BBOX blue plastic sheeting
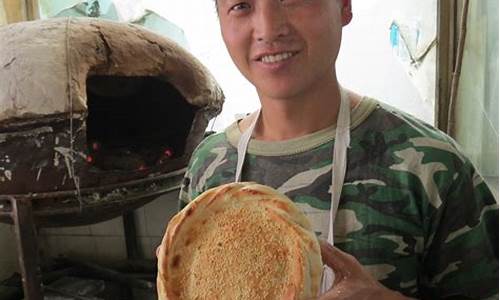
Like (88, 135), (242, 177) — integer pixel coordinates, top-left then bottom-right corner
(390, 22), (399, 48)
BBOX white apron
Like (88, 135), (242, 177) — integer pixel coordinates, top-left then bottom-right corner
(234, 88), (351, 294)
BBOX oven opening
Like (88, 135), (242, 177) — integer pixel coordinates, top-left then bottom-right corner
(86, 76), (197, 171)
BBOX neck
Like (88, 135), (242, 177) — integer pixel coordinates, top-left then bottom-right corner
(253, 79), (342, 141)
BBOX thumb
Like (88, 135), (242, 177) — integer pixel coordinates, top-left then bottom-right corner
(319, 240), (349, 274)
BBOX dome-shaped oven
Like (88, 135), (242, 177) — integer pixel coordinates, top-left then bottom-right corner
(0, 17), (224, 226)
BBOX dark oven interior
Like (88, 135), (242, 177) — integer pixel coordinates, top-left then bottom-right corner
(86, 76), (197, 172)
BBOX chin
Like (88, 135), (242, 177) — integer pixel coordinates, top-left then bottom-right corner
(254, 81), (305, 100)
(258, 89), (299, 101)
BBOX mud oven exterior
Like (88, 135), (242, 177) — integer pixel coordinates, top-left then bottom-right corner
(0, 17), (223, 299)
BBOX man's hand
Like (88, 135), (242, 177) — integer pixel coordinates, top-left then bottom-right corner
(318, 240), (412, 300)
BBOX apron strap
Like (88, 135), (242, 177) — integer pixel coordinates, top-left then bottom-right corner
(321, 87), (351, 293)
(327, 87), (351, 244)
(235, 109), (261, 182)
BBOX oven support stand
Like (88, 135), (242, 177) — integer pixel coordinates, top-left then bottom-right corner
(11, 197), (43, 300)
(3, 196), (154, 299)
(123, 211), (139, 260)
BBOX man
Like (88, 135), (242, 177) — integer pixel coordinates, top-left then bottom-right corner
(178, 0), (499, 298)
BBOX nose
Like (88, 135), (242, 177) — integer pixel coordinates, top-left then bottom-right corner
(253, 1), (290, 43)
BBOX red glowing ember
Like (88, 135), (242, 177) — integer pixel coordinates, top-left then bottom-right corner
(86, 155), (93, 163)
(164, 148), (173, 158)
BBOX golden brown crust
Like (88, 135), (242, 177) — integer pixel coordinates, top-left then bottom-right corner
(157, 182), (322, 300)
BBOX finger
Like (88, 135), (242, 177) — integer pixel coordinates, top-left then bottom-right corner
(319, 240), (361, 276)
(317, 289), (339, 300)
(319, 240), (347, 273)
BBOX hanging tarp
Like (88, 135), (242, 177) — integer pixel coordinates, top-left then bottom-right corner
(39, 0), (118, 19)
(0, 1), (6, 25)
(0, 0), (34, 26)
(454, 0), (499, 192)
(38, 0), (188, 47)
(131, 10), (187, 48)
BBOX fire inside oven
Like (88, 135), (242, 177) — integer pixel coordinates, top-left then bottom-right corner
(85, 75), (196, 171)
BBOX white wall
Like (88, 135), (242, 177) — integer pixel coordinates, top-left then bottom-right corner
(143, 0), (436, 130)
(338, 0), (436, 125)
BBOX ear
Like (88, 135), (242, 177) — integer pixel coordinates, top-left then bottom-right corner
(341, 0), (352, 26)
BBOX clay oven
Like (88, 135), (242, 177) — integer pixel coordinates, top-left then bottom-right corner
(0, 17), (224, 225)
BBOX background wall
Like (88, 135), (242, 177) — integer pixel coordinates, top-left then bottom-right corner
(0, 0), (26, 25)
(337, 0), (437, 125)
(454, 0), (499, 197)
(0, 0), (38, 24)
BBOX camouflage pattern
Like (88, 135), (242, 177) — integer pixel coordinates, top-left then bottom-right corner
(179, 98), (499, 299)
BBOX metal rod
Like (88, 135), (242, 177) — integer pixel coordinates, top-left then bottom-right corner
(11, 197), (43, 300)
(123, 211), (139, 259)
(447, 0), (470, 136)
(436, 0), (457, 131)
(1, 167), (186, 200)
(32, 185), (179, 218)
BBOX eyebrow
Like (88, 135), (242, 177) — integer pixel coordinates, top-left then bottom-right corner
(217, 0), (236, 6)
(216, 0), (234, 10)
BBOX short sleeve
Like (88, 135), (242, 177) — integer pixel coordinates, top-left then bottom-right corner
(176, 132), (226, 211)
(178, 151), (200, 212)
(420, 160), (498, 299)
(178, 172), (192, 211)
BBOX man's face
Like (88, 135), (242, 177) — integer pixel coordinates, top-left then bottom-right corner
(217, 0), (352, 100)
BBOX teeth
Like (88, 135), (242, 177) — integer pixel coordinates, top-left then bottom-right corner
(261, 52), (294, 63)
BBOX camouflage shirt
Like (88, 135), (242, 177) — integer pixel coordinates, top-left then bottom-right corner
(179, 98), (499, 299)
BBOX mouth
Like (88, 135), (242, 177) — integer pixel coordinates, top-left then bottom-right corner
(257, 51), (299, 64)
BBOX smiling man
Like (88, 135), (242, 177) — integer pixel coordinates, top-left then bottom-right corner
(220, 0), (355, 141)
(176, 0), (499, 299)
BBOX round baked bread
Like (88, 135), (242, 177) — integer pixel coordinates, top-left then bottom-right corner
(157, 182), (322, 300)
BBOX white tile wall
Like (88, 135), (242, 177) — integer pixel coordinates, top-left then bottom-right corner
(41, 225), (91, 236)
(57, 236), (99, 259)
(133, 207), (148, 237)
(0, 188), (181, 280)
(0, 224), (19, 279)
(139, 237), (154, 259)
(89, 217), (125, 237)
(143, 193), (178, 237)
(94, 236), (127, 263)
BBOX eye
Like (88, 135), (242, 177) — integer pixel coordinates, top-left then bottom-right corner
(229, 2), (251, 14)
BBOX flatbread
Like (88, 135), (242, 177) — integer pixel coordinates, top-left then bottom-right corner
(157, 182), (322, 299)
